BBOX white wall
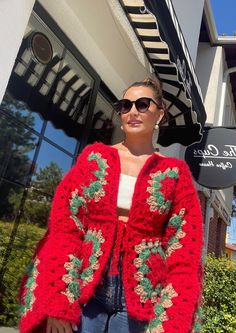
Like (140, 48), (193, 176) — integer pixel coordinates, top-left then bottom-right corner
(0, 0), (36, 103)
(219, 188), (234, 213)
(171, 0), (205, 65)
(197, 43), (235, 127)
(196, 44), (224, 124)
(196, 43), (216, 101)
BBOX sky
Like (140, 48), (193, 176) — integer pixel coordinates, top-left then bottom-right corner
(211, 0), (236, 36)
(210, 0), (236, 244)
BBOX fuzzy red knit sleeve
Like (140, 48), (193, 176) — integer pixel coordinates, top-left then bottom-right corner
(19, 150), (89, 333)
(147, 161), (203, 333)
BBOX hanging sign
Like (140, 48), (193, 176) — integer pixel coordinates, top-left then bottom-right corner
(185, 127), (236, 189)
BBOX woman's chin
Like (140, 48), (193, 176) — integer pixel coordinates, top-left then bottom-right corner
(124, 128), (143, 135)
(124, 129), (150, 138)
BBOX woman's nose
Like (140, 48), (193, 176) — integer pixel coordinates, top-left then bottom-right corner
(129, 103), (139, 114)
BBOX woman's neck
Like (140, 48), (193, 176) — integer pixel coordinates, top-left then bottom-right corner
(122, 137), (155, 156)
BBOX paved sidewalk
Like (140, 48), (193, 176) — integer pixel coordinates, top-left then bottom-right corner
(0, 328), (18, 332)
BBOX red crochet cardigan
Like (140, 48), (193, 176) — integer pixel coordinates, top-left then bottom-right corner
(19, 142), (203, 333)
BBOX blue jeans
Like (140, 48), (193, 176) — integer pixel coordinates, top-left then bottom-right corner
(75, 274), (147, 333)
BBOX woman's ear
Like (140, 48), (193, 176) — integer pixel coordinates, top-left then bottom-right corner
(156, 109), (164, 124)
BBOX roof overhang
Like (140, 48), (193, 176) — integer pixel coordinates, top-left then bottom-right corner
(119, 0), (207, 146)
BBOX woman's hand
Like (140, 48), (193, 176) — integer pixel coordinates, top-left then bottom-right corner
(46, 317), (77, 333)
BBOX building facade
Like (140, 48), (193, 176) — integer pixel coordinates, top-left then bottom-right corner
(225, 243), (236, 261)
(196, 0), (236, 254)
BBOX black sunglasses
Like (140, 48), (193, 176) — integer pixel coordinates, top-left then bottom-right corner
(114, 97), (158, 114)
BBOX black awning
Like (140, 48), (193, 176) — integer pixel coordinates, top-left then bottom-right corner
(119, 0), (207, 146)
(5, 33), (93, 139)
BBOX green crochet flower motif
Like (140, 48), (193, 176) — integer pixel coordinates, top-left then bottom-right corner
(166, 208), (186, 257)
(70, 189), (86, 230)
(61, 254), (82, 303)
(69, 152), (108, 230)
(84, 152), (108, 202)
(146, 283), (178, 333)
(80, 228), (105, 287)
(20, 257), (40, 316)
(147, 167), (179, 214)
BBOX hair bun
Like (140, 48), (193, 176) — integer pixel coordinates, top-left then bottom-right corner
(142, 76), (163, 92)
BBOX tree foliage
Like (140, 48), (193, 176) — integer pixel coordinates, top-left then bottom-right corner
(202, 254), (236, 332)
(0, 221), (45, 326)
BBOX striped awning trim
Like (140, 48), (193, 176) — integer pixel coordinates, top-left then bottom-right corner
(13, 34), (91, 124)
(119, 0), (207, 146)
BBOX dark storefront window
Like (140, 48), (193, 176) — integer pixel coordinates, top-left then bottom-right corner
(0, 113), (38, 186)
(88, 91), (122, 145)
(0, 109), (77, 326)
(1, 91), (44, 133)
(0, 8), (121, 327)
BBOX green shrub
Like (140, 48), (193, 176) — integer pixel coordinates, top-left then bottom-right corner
(202, 254), (236, 332)
(0, 221), (45, 326)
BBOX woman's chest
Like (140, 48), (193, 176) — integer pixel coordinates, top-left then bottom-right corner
(118, 152), (152, 177)
(80, 149), (180, 223)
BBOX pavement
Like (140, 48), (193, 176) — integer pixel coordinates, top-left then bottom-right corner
(0, 328), (18, 333)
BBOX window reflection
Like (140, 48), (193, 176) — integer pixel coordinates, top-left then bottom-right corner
(0, 92), (44, 133)
(88, 92), (122, 145)
(35, 140), (73, 176)
(23, 165), (57, 227)
(0, 181), (24, 233)
(44, 121), (77, 154)
(28, 141), (71, 228)
(0, 113), (37, 185)
(57, 50), (93, 125)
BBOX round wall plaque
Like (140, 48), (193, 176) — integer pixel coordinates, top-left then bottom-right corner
(30, 32), (53, 65)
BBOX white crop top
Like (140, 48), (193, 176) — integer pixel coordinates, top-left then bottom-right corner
(117, 173), (137, 210)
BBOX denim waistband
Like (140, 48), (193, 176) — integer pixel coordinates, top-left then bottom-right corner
(95, 271), (125, 312)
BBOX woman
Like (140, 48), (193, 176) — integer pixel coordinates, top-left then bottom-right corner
(19, 77), (203, 333)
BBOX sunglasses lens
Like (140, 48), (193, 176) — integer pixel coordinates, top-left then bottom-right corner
(116, 99), (132, 114)
(136, 98), (150, 113)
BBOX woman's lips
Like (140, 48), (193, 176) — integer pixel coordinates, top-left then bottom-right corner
(127, 120), (142, 126)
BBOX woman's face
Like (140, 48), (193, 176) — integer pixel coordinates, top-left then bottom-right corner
(121, 86), (164, 137)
